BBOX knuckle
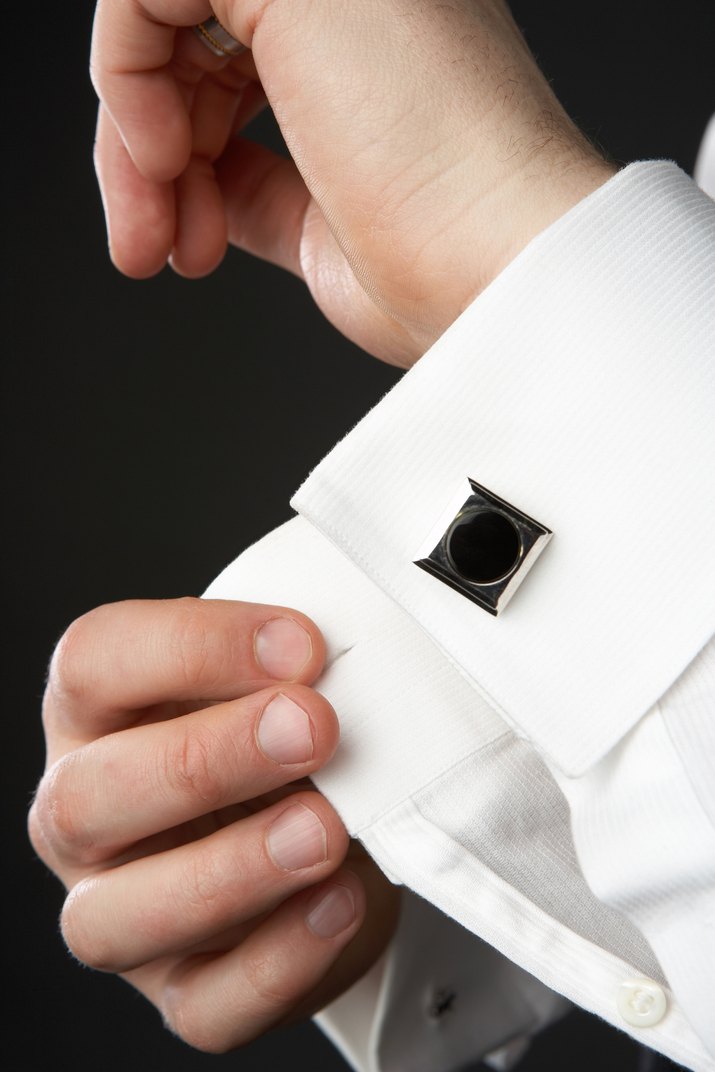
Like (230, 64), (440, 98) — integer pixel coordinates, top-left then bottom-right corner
(163, 988), (231, 1054)
(161, 723), (225, 811)
(230, 0), (278, 41)
(176, 846), (233, 926)
(241, 943), (297, 1011)
(169, 598), (228, 691)
(27, 793), (51, 863)
(46, 607), (105, 711)
(61, 879), (114, 971)
(32, 755), (95, 861)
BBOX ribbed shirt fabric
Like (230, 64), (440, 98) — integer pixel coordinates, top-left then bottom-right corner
(206, 160), (715, 1071)
(293, 162), (715, 777)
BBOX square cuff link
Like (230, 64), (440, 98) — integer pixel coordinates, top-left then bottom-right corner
(413, 479), (552, 616)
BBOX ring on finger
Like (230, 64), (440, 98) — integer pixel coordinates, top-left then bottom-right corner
(193, 15), (247, 57)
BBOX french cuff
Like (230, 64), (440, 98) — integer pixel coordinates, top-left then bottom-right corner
(292, 160), (715, 777)
(315, 889), (569, 1072)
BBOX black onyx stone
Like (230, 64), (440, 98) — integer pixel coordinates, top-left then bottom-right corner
(414, 477), (552, 614)
(446, 509), (521, 584)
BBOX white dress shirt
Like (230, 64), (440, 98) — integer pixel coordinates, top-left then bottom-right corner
(205, 154), (715, 1072)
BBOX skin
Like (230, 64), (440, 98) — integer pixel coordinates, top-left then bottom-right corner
(29, 598), (401, 1051)
(31, 0), (617, 1055)
(90, 0), (615, 365)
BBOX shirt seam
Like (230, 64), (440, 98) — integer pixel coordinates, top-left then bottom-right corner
(362, 804), (711, 1071)
(349, 728), (513, 838)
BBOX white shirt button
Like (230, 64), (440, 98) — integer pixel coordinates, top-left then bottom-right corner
(617, 978), (667, 1027)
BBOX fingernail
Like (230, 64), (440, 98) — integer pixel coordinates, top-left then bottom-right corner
(266, 804), (327, 871)
(256, 694), (314, 764)
(306, 884), (356, 939)
(255, 618), (312, 679)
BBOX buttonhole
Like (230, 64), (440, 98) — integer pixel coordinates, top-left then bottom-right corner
(427, 987), (457, 1020)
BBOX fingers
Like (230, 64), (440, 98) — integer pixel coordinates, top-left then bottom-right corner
(217, 139), (310, 277)
(43, 598), (325, 752)
(216, 139), (424, 366)
(92, 1), (263, 278)
(59, 789), (350, 974)
(34, 685), (338, 866)
(95, 102), (230, 280)
(95, 105), (176, 278)
(90, 0), (212, 182)
(169, 157), (228, 277)
(150, 869), (365, 1053)
(164, 32), (263, 277)
(98, 77), (268, 280)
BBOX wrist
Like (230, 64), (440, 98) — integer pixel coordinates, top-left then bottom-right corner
(398, 139), (617, 365)
(464, 150), (618, 318)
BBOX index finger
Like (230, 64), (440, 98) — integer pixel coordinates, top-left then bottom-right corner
(90, 0), (214, 181)
(43, 597), (325, 751)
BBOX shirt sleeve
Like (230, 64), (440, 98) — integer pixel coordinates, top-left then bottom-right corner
(292, 161), (715, 779)
(289, 161), (715, 1068)
(314, 888), (569, 1072)
(207, 160), (715, 1072)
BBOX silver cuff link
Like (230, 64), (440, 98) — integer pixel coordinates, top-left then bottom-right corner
(414, 479), (552, 616)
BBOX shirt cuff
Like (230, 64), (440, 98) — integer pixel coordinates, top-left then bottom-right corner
(292, 160), (715, 777)
(314, 889), (569, 1072)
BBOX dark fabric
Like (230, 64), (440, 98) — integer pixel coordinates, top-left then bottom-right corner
(470, 1009), (692, 1072)
(637, 1049), (690, 1072)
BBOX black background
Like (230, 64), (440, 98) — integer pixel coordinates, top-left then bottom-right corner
(5, 1), (713, 1069)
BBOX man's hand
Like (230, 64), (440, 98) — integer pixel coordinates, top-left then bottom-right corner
(28, 598), (400, 1052)
(91, 0), (615, 366)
